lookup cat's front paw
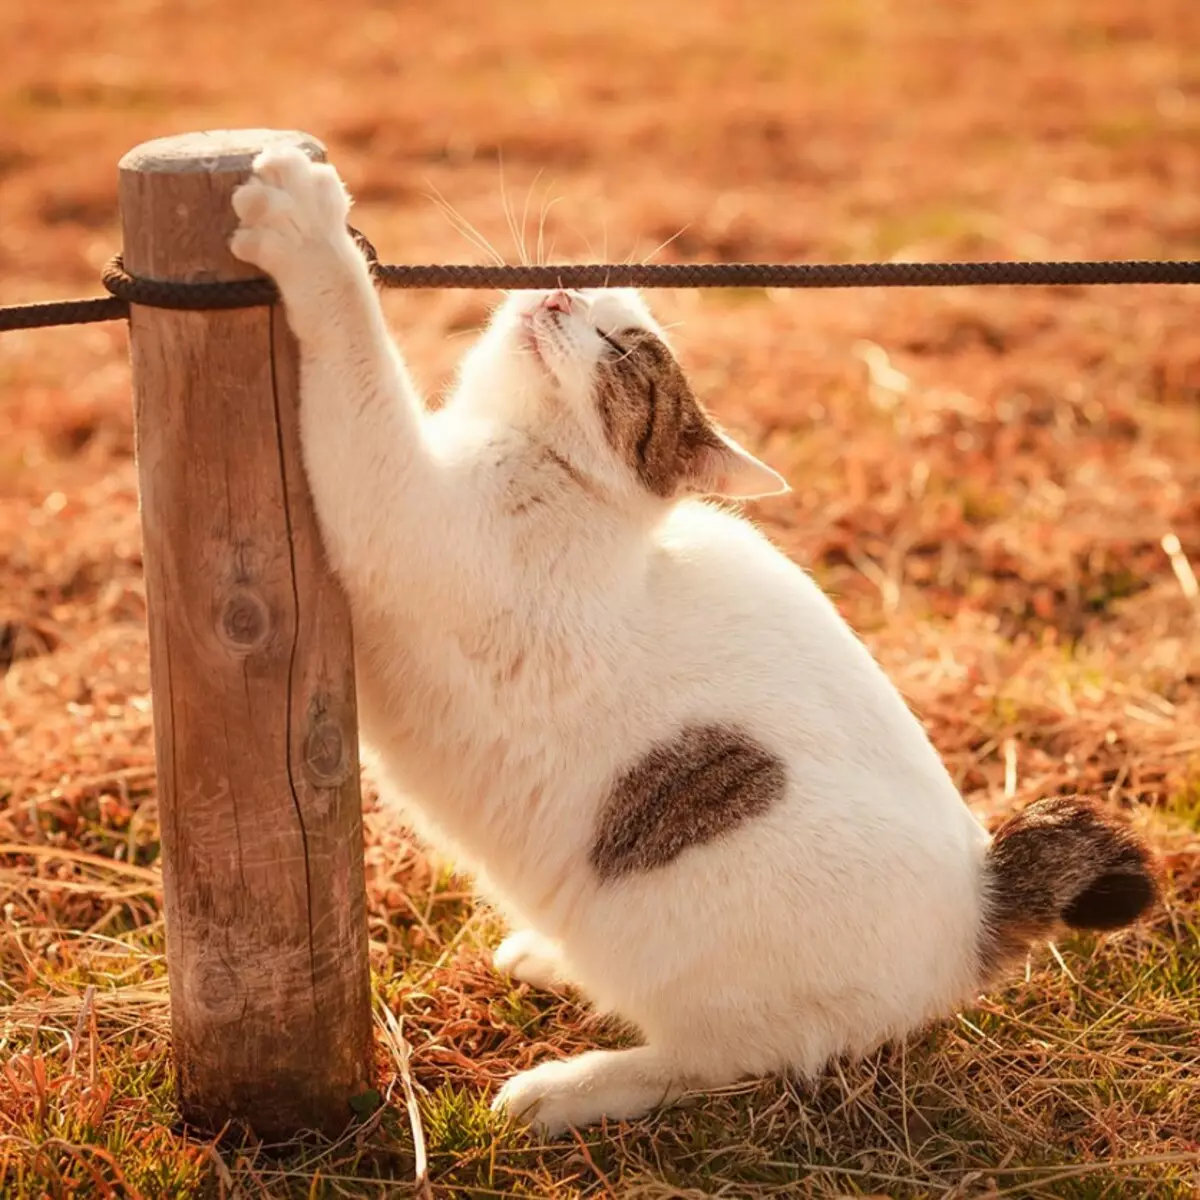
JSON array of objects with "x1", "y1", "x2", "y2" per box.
[{"x1": 230, "y1": 147, "x2": 355, "y2": 285}]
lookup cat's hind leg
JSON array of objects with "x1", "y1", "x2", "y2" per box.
[
  {"x1": 491, "y1": 1046, "x2": 730, "y2": 1135},
  {"x1": 493, "y1": 929, "x2": 568, "y2": 991}
]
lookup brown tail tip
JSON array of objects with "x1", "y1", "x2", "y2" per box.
[
  {"x1": 1062, "y1": 850, "x2": 1158, "y2": 931},
  {"x1": 980, "y1": 796, "x2": 1158, "y2": 978}
]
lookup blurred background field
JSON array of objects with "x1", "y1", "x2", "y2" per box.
[{"x1": 1, "y1": 0, "x2": 1198, "y2": 1195}]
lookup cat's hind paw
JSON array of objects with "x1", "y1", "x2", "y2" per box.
[
  {"x1": 491, "y1": 1048, "x2": 684, "y2": 1136},
  {"x1": 230, "y1": 147, "x2": 354, "y2": 282},
  {"x1": 493, "y1": 930, "x2": 567, "y2": 991}
]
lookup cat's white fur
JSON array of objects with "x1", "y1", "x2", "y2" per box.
[{"x1": 230, "y1": 148, "x2": 995, "y2": 1134}]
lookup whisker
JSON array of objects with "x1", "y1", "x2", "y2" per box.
[
  {"x1": 640, "y1": 223, "x2": 692, "y2": 265},
  {"x1": 445, "y1": 324, "x2": 489, "y2": 342},
  {"x1": 599, "y1": 332, "x2": 639, "y2": 367},
  {"x1": 421, "y1": 180, "x2": 495, "y2": 258},
  {"x1": 422, "y1": 180, "x2": 506, "y2": 267},
  {"x1": 519, "y1": 168, "x2": 545, "y2": 269},
  {"x1": 560, "y1": 219, "x2": 596, "y2": 264},
  {"x1": 497, "y1": 151, "x2": 528, "y2": 267},
  {"x1": 537, "y1": 193, "x2": 564, "y2": 267}
]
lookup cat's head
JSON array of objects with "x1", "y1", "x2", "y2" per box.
[{"x1": 462, "y1": 287, "x2": 788, "y2": 504}]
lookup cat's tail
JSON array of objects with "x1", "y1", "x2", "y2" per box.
[{"x1": 977, "y1": 797, "x2": 1157, "y2": 981}]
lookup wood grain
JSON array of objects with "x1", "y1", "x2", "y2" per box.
[{"x1": 119, "y1": 130, "x2": 373, "y2": 1139}]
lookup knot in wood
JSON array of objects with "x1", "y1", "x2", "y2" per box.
[
  {"x1": 217, "y1": 588, "x2": 271, "y2": 655},
  {"x1": 304, "y1": 712, "x2": 352, "y2": 789},
  {"x1": 193, "y1": 951, "x2": 247, "y2": 1025}
]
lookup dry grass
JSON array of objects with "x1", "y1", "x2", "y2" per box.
[{"x1": 2, "y1": 0, "x2": 1200, "y2": 1195}]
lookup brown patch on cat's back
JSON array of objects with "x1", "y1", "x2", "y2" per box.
[
  {"x1": 590, "y1": 724, "x2": 786, "y2": 880},
  {"x1": 594, "y1": 330, "x2": 724, "y2": 497}
]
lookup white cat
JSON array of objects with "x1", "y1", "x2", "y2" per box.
[{"x1": 230, "y1": 148, "x2": 1157, "y2": 1135}]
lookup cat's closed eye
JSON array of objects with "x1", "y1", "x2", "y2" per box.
[{"x1": 597, "y1": 329, "x2": 627, "y2": 354}]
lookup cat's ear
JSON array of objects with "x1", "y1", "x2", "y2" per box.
[{"x1": 683, "y1": 429, "x2": 790, "y2": 499}]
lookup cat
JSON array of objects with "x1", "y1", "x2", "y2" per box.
[{"x1": 229, "y1": 147, "x2": 1158, "y2": 1136}]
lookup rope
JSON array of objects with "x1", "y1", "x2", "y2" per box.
[
  {"x1": 0, "y1": 296, "x2": 130, "y2": 331},
  {"x1": 101, "y1": 257, "x2": 278, "y2": 311},
  {"x1": 374, "y1": 258, "x2": 1200, "y2": 290},
  {"x1": 2, "y1": 230, "x2": 1198, "y2": 333}
]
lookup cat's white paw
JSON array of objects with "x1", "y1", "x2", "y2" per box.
[
  {"x1": 230, "y1": 147, "x2": 354, "y2": 282},
  {"x1": 493, "y1": 930, "x2": 565, "y2": 991},
  {"x1": 491, "y1": 1057, "x2": 593, "y2": 1136},
  {"x1": 491, "y1": 1048, "x2": 683, "y2": 1136}
]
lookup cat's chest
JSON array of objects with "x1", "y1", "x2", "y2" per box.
[{"x1": 352, "y1": 607, "x2": 615, "y2": 764}]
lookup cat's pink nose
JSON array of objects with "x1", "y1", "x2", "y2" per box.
[{"x1": 541, "y1": 290, "x2": 572, "y2": 315}]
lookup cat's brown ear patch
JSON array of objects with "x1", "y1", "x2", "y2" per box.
[
  {"x1": 593, "y1": 330, "x2": 787, "y2": 499},
  {"x1": 589, "y1": 724, "x2": 786, "y2": 880}
]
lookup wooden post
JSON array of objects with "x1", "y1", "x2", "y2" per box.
[{"x1": 119, "y1": 130, "x2": 373, "y2": 1139}]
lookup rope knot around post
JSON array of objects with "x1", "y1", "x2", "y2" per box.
[{"x1": 101, "y1": 254, "x2": 279, "y2": 310}]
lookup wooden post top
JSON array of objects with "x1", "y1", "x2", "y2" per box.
[
  {"x1": 119, "y1": 129, "x2": 325, "y2": 174},
  {"x1": 118, "y1": 130, "x2": 325, "y2": 284}
]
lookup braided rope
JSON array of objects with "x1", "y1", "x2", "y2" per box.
[
  {"x1": 374, "y1": 258, "x2": 1200, "y2": 290},
  {"x1": 101, "y1": 256, "x2": 278, "y2": 310},
  {"x1": 0, "y1": 296, "x2": 130, "y2": 331},
  {"x1": 1, "y1": 230, "x2": 1197, "y2": 333}
]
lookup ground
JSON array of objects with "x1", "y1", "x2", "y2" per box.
[{"x1": 1, "y1": 0, "x2": 1199, "y2": 1195}]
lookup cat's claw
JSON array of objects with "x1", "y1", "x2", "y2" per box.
[{"x1": 229, "y1": 146, "x2": 354, "y2": 283}]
